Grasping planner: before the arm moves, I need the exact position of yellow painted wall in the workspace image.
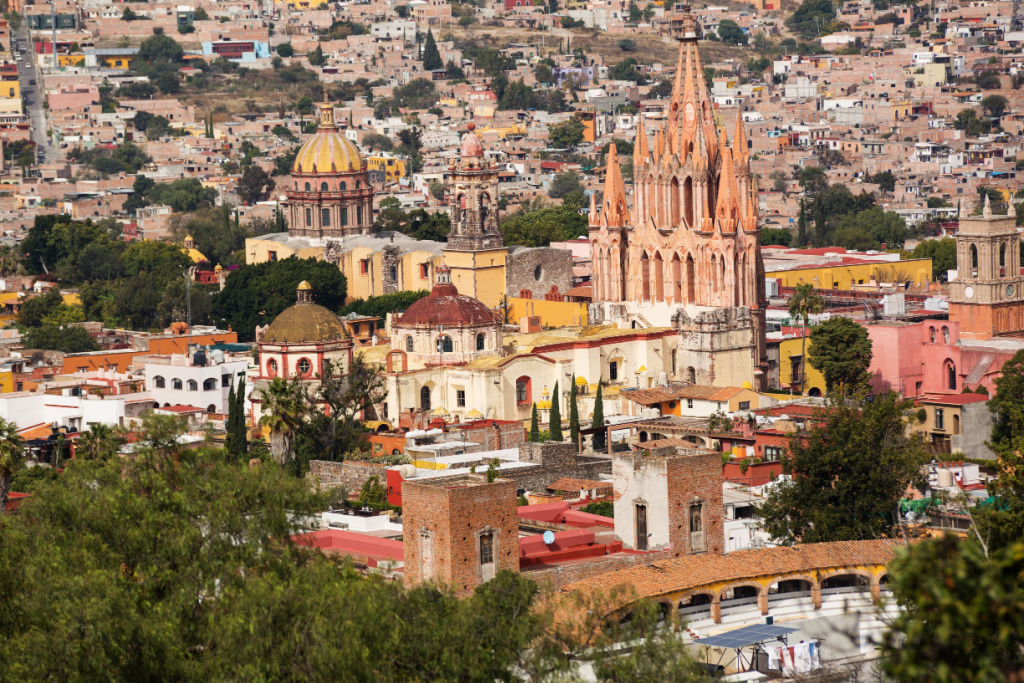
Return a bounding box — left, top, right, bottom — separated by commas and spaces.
770, 258, 933, 290
0, 78, 20, 100
444, 247, 508, 309
58, 55, 85, 68
366, 156, 405, 184
244, 237, 322, 266
100, 56, 131, 69
508, 297, 588, 327
0, 370, 12, 394
779, 335, 827, 396
340, 248, 444, 303
725, 388, 772, 412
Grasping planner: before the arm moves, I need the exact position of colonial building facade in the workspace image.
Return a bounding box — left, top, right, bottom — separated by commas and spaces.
588, 11, 768, 389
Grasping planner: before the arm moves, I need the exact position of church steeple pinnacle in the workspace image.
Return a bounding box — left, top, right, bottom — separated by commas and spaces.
634, 114, 649, 166
601, 142, 628, 228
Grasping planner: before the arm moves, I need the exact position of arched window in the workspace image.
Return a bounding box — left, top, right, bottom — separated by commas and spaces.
154, 375, 166, 388
476, 333, 485, 351
405, 335, 414, 352
1000, 244, 1007, 275
356, 180, 361, 189
687, 367, 696, 383
207, 404, 217, 413
929, 326, 936, 343
953, 414, 961, 435
296, 358, 312, 376
340, 181, 347, 191
947, 361, 957, 390
942, 326, 950, 344
420, 386, 431, 411
320, 182, 329, 192
970, 243, 979, 275
436, 335, 453, 353
267, 359, 278, 377
203, 378, 217, 391
321, 208, 331, 228
187, 380, 198, 391
304, 182, 311, 191
515, 376, 531, 404
172, 378, 183, 390
689, 503, 705, 552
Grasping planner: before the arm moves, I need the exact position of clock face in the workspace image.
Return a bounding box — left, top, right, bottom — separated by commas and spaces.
1008, 285, 1016, 297
964, 286, 975, 300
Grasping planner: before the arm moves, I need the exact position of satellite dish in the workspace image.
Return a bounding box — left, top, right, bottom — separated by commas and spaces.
543, 530, 555, 545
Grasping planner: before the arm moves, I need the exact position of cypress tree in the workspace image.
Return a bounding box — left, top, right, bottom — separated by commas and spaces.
796, 199, 808, 248
235, 375, 248, 458
421, 29, 442, 71
549, 381, 562, 441
592, 384, 605, 452
226, 380, 237, 456
530, 403, 539, 442
569, 375, 580, 448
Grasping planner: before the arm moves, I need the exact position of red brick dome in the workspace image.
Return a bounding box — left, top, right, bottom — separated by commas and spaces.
396, 279, 495, 328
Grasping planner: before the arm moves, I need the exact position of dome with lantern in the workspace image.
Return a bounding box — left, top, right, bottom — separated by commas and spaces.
391, 265, 499, 366
284, 100, 375, 239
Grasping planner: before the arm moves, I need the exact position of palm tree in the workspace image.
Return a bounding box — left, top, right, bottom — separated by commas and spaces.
76, 424, 122, 461
0, 417, 24, 513
257, 377, 307, 465
788, 282, 825, 394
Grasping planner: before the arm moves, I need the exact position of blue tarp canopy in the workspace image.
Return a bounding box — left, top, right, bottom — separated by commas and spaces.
697, 624, 798, 650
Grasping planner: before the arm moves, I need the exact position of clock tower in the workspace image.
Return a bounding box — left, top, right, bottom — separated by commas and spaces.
948, 195, 1024, 340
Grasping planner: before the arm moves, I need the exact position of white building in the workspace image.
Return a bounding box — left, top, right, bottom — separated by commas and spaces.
142, 352, 249, 414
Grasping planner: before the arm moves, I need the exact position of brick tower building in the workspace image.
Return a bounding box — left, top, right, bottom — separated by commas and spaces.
402, 473, 519, 596
949, 196, 1024, 340
612, 447, 724, 557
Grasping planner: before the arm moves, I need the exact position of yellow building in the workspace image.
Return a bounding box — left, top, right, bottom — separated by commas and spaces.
768, 257, 933, 291
778, 335, 827, 397
245, 234, 327, 264
366, 155, 405, 185
443, 247, 507, 309
507, 297, 588, 327
58, 54, 85, 68
0, 77, 20, 100
0, 369, 12, 394
340, 245, 442, 302
98, 55, 131, 69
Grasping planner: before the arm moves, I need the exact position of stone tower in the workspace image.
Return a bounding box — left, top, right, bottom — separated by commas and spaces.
949, 196, 1024, 339
447, 123, 503, 251
442, 123, 509, 308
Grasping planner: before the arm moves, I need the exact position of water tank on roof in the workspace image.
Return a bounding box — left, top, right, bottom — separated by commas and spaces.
937, 468, 954, 488
400, 464, 416, 478
193, 349, 207, 367
210, 349, 225, 365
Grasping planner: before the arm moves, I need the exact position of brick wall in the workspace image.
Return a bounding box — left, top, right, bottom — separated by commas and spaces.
308, 460, 389, 495
667, 450, 724, 558
511, 440, 612, 492
457, 421, 526, 451
403, 474, 519, 596
525, 548, 675, 589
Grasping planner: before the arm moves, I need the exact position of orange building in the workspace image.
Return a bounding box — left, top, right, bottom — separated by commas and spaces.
62, 330, 239, 374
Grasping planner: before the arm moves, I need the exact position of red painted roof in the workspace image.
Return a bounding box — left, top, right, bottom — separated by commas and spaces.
293, 529, 403, 562
520, 529, 596, 557
396, 281, 495, 328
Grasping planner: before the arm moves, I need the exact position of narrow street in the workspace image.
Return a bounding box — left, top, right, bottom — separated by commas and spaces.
11, 20, 58, 164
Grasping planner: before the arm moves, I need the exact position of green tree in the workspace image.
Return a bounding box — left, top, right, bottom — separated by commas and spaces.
547, 170, 583, 199
549, 381, 562, 441
797, 166, 828, 195
548, 118, 585, 148
760, 227, 792, 246
307, 43, 325, 67
23, 326, 100, 353
717, 19, 747, 44
785, 0, 836, 38
0, 417, 23, 512
17, 289, 64, 327
339, 290, 430, 325
276, 43, 294, 57
608, 57, 647, 84
871, 169, 897, 193
421, 28, 443, 70
569, 375, 580, 448
807, 316, 873, 395
500, 204, 587, 247
882, 536, 1024, 682
211, 257, 347, 341
759, 393, 929, 544
618, 38, 636, 51
954, 108, 991, 136
530, 403, 540, 442
912, 237, 957, 281
361, 133, 393, 151
787, 282, 825, 393
981, 94, 1009, 117
257, 376, 309, 464
591, 383, 605, 452
237, 164, 275, 204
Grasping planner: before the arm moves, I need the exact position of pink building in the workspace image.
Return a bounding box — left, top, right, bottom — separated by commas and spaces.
47, 86, 99, 112
866, 318, 1021, 397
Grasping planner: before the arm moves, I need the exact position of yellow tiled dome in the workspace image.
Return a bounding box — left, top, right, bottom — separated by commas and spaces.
292, 131, 365, 174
